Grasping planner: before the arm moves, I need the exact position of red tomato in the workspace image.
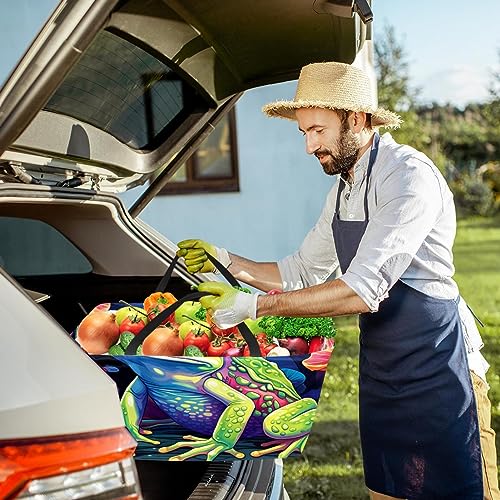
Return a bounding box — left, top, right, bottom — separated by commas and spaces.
211, 324, 238, 337
207, 338, 233, 357
255, 332, 268, 343
119, 316, 147, 335
183, 330, 211, 353
267, 289, 282, 295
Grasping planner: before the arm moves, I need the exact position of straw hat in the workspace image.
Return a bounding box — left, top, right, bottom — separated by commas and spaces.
262, 62, 402, 129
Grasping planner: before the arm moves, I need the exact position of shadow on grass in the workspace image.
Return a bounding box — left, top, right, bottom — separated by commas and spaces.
284, 420, 368, 499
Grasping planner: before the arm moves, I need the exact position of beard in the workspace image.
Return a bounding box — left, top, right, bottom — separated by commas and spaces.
315, 122, 361, 176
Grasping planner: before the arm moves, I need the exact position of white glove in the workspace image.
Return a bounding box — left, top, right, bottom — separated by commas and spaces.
198, 282, 259, 329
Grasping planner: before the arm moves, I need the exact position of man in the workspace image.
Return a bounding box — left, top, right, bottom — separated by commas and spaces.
176, 62, 498, 500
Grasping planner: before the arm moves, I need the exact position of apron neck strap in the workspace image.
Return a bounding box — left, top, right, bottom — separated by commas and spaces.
335, 131, 380, 217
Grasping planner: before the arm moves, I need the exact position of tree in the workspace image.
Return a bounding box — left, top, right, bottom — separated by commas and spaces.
375, 25, 416, 112
483, 48, 500, 138
374, 25, 441, 168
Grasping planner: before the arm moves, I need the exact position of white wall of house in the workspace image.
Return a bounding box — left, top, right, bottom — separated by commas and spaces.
121, 82, 337, 262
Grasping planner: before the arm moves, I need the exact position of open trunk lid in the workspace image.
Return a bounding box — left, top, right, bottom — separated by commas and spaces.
0, 0, 372, 200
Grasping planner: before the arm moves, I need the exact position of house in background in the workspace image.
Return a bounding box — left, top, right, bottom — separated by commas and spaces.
121, 81, 337, 263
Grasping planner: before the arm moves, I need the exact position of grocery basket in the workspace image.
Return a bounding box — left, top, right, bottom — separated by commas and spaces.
85, 254, 334, 462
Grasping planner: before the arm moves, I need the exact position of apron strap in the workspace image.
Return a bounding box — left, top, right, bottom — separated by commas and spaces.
334, 132, 380, 220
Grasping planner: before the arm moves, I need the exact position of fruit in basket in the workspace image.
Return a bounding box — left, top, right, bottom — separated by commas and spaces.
183, 329, 211, 353
278, 337, 309, 355
210, 324, 238, 337
119, 315, 147, 335
183, 345, 205, 357
267, 346, 291, 357
144, 292, 177, 325
108, 344, 125, 355
174, 301, 203, 325
142, 326, 183, 356
115, 306, 148, 326
308, 336, 324, 353
207, 337, 234, 357
76, 310, 120, 354
119, 332, 136, 350
178, 319, 211, 341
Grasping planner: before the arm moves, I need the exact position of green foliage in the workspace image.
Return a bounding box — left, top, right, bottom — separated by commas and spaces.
451, 173, 497, 217
479, 162, 500, 203
257, 316, 337, 341
375, 25, 500, 211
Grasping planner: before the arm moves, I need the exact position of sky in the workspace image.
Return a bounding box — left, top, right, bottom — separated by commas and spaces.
373, 0, 500, 107
0, 0, 499, 108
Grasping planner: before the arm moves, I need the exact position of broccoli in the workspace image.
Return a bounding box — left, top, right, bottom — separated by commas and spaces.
257, 316, 336, 341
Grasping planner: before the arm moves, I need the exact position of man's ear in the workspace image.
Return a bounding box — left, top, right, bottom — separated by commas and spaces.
348, 111, 367, 133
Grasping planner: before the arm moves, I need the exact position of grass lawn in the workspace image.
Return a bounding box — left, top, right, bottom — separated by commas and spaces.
283, 215, 500, 499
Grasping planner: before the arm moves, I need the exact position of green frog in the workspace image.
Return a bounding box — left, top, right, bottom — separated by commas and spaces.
118, 355, 317, 461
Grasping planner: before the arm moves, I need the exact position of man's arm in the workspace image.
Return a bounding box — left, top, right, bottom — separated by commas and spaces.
227, 253, 283, 292
256, 278, 370, 318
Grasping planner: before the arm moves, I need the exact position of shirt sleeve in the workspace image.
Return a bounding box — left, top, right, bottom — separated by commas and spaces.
278, 185, 340, 291
340, 156, 445, 311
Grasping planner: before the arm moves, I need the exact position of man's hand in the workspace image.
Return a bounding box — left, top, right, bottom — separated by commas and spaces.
198, 282, 259, 329
177, 239, 231, 274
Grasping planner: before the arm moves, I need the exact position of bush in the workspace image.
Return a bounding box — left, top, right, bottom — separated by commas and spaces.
451, 173, 497, 217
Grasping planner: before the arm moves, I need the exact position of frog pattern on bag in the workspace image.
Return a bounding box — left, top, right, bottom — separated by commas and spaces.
101, 354, 330, 461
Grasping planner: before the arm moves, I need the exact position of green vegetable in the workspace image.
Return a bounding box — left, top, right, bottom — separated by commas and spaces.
108, 344, 125, 355
119, 332, 136, 349
257, 316, 337, 341
194, 306, 207, 321
183, 345, 205, 357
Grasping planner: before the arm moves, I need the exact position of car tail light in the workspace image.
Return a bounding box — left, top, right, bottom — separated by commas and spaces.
0, 427, 141, 499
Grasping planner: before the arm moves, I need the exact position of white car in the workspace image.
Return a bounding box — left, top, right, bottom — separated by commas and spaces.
0, 1, 371, 498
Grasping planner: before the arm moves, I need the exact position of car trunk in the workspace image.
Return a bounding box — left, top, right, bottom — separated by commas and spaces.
0, 186, 282, 499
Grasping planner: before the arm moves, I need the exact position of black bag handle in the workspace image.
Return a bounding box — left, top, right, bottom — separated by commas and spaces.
125, 254, 261, 356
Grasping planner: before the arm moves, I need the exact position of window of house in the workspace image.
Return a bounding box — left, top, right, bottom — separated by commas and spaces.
160, 109, 239, 194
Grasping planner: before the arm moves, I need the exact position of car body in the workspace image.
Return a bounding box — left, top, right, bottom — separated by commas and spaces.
0, 1, 372, 498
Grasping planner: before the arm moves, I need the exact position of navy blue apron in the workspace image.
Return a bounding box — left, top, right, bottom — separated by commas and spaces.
332, 133, 483, 499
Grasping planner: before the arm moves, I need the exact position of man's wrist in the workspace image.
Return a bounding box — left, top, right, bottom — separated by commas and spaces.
255, 294, 271, 318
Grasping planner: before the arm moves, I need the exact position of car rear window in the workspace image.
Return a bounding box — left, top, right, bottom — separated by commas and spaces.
43, 30, 208, 150
0, 217, 91, 276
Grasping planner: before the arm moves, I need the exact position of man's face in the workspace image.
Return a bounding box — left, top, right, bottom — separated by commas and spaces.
296, 108, 360, 176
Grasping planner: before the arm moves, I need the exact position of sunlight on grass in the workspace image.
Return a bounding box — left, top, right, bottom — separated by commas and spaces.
284, 215, 500, 499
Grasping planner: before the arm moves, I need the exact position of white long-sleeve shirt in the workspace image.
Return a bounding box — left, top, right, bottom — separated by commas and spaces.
278, 133, 489, 379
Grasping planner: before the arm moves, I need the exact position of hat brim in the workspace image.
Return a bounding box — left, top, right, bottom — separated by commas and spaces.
262, 100, 402, 129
